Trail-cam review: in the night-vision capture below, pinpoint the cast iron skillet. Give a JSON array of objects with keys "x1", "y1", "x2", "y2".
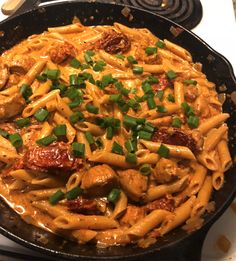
[{"x1": 0, "y1": 1, "x2": 236, "y2": 261}]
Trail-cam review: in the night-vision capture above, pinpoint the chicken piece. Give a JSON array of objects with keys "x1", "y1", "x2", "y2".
[
  {"x1": 120, "y1": 205, "x2": 145, "y2": 226},
  {"x1": 152, "y1": 127, "x2": 197, "y2": 152},
  {"x1": 184, "y1": 85, "x2": 199, "y2": 102},
  {"x1": 0, "y1": 63, "x2": 9, "y2": 89},
  {"x1": 48, "y1": 42, "x2": 77, "y2": 64},
  {"x1": 97, "y1": 30, "x2": 131, "y2": 54},
  {"x1": 118, "y1": 169, "x2": 148, "y2": 202},
  {"x1": 153, "y1": 158, "x2": 178, "y2": 184},
  {"x1": 23, "y1": 142, "x2": 82, "y2": 173},
  {"x1": 81, "y1": 164, "x2": 118, "y2": 197},
  {"x1": 9, "y1": 55, "x2": 35, "y2": 75},
  {"x1": 0, "y1": 93, "x2": 25, "y2": 120}
]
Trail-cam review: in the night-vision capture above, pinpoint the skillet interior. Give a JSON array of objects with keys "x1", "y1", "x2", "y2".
[{"x1": 0, "y1": 2, "x2": 236, "y2": 260}]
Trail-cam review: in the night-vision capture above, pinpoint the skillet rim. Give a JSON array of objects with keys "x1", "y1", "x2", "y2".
[{"x1": 0, "y1": 1, "x2": 235, "y2": 260}]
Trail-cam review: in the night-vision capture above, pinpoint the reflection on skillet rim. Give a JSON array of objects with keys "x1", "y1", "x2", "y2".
[{"x1": 0, "y1": 2, "x2": 235, "y2": 260}]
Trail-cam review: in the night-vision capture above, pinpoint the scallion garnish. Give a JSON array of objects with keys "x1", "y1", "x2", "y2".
[
  {"x1": 147, "y1": 96, "x2": 156, "y2": 109},
  {"x1": 70, "y1": 58, "x2": 81, "y2": 68},
  {"x1": 36, "y1": 74, "x2": 47, "y2": 82},
  {"x1": 72, "y1": 142, "x2": 85, "y2": 157},
  {"x1": 145, "y1": 46, "x2": 157, "y2": 55},
  {"x1": 127, "y1": 55, "x2": 138, "y2": 64},
  {"x1": 15, "y1": 118, "x2": 30, "y2": 128},
  {"x1": 183, "y1": 79, "x2": 197, "y2": 85},
  {"x1": 125, "y1": 152, "x2": 137, "y2": 164},
  {"x1": 187, "y1": 115, "x2": 199, "y2": 129},
  {"x1": 9, "y1": 133, "x2": 23, "y2": 149},
  {"x1": 172, "y1": 117, "x2": 182, "y2": 128},
  {"x1": 156, "y1": 40, "x2": 165, "y2": 48},
  {"x1": 70, "y1": 111, "x2": 84, "y2": 124},
  {"x1": 181, "y1": 102, "x2": 195, "y2": 117},
  {"x1": 69, "y1": 100, "x2": 82, "y2": 109},
  {"x1": 142, "y1": 82, "x2": 153, "y2": 94},
  {"x1": 166, "y1": 70, "x2": 177, "y2": 80},
  {"x1": 115, "y1": 54, "x2": 125, "y2": 60},
  {"x1": 157, "y1": 105, "x2": 167, "y2": 113},
  {"x1": 133, "y1": 66, "x2": 143, "y2": 75},
  {"x1": 167, "y1": 93, "x2": 175, "y2": 103},
  {"x1": 107, "y1": 188, "x2": 121, "y2": 203},
  {"x1": 156, "y1": 90, "x2": 164, "y2": 101},
  {"x1": 45, "y1": 69, "x2": 60, "y2": 80},
  {"x1": 34, "y1": 108, "x2": 49, "y2": 122},
  {"x1": 0, "y1": 129, "x2": 9, "y2": 138},
  {"x1": 69, "y1": 74, "x2": 78, "y2": 86},
  {"x1": 139, "y1": 164, "x2": 151, "y2": 176},
  {"x1": 142, "y1": 122, "x2": 155, "y2": 133},
  {"x1": 109, "y1": 94, "x2": 122, "y2": 103},
  {"x1": 36, "y1": 135, "x2": 57, "y2": 146},
  {"x1": 123, "y1": 115, "x2": 138, "y2": 128},
  {"x1": 111, "y1": 141, "x2": 124, "y2": 155},
  {"x1": 157, "y1": 144, "x2": 169, "y2": 158},
  {"x1": 20, "y1": 84, "x2": 32, "y2": 101},
  {"x1": 85, "y1": 103, "x2": 99, "y2": 114},
  {"x1": 106, "y1": 126, "x2": 114, "y2": 140},
  {"x1": 93, "y1": 60, "x2": 106, "y2": 72},
  {"x1": 85, "y1": 131, "x2": 95, "y2": 145},
  {"x1": 84, "y1": 50, "x2": 94, "y2": 65},
  {"x1": 53, "y1": 124, "x2": 67, "y2": 137},
  {"x1": 49, "y1": 190, "x2": 65, "y2": 205},
  {"x1": 65, "y1": 187, "x2": 83, "y2": 200},
  {"x1": 138, "y1": 130, "x2": 152, "y2": 140}
]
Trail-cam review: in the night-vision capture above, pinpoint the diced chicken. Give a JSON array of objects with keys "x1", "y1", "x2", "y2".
[
  {"x1": 23, "y1": 142, "x2": 82, "y2": 172},
  {"x1": 0, "y1": 93, "x2": 25, "y2": 120},
  {"x1": 120, "y1": 205, "x2": 145, "y2": 226},
  {"x1": 48, "y1": 42, "x2": 77, "y2": 64},
  {"x1": 81, "y1": 164, "x2": 118, "y2": 197},
  {"x1": 154, "y1": 158, "x2": 178, "y2": 184},
  {"x1": 145, "y1": 197, "x2": 175, "y2": 213},
  {"x1": 97, "y1": 30, "x2": 131, "y2": 54},
  {"x1": 0, "y1": 63, "x2": 9, "y2": 89},
  {"x1": 118, "y1": 169, "x2": 148, "y2": 202},
  {"x1": 9, "y1": 55, "x2": 35, "y2": 75}
]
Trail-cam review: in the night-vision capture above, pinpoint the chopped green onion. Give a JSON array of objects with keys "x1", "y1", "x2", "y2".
[
  {"x1": 138, "y1": 130, "x2": 152, "y2": 140},
  {"x1": 0, "y1": 128, "x2": 9, "y2": 138},
  {"x1": 146, "y1": 75, "x2": 159, "y2": 84},
  {"x1": 107, "y1": 188, "x2": 121, "y2": 203},
  {"x1": 49, "y1": 189, "x2": 65, "y2": 205},
  {"x1": 97, "y1": 73, "x2": 115, "y2": 89},
  {"x1": 15, "y1": 118, "x2": 30, "y2": 128},
  {"x1": 69, "y1": 100, "x2": 82, "y2": 109},
  {"x1": 69, "y1": 74, "x2": 78, "y2": 86},
  {"x1": 139, "y1": 164, "x2": 151, "y2": 176},
  {"x1": 80, "y1": 63, "x2": 90, "y2": 70},
  {"x1": 45, "y1": 69, "x2": 60, "y2": 80},
  {"x1": 20, "y1": 84, "x2": 32, "y2": 101},
  {"x1": 142, "y1": 82, "x2": 153, "y2": 94},
  {"x1": 127, "y1": 55, "x2": 137, "y2": 64},
  {"x1": 70, "y1": 58, "x2": 81, "y2": 68},
  {"x1": 106, "y1": 126, "x2": 114, "y2": 140},
  {"x1": 85, "y1": 131, "x2": 95, "y2": 145},
  {"x1": 72, "y1": 142, "x2": 85, "y2": 157},
  {"x1": 70, "y1": 111, "x2": 84, "y2": 124},
  {"x1": 84, "y1": 50, "x2": 94, "y2": 64},
  {"x1": 125, "y1": 139, "x2": 135, "y2": 153},
  {"x1": 96, "y1": 117, "x2": 120, "y2": 129},
  {"x1": 78, "y1": 72, "x2": 95, "y2": 84},
  {"x1": 157, "y1": 144, "x2": 170, "y2": 158},
  {"x1": 114, "y1": 82, "x2": 130, "y2": 96},
  {"x1": 145, "y1": 46, "x2": 157, "y2": 55},
  {"x1": 166, "y1": 70, "x2": 177, "y2": 80},
  {"x1": 167, "y1": 93, "x2": 175, "y2": 103},
  {"x1": 9, "y1": 133, "x2": 23, "y2": 149},
  {"x1": 183, "y1": 79, "x2": 197, "y2": 85},
  {"x1": 36, "y1": 135, "x2": 57, "y2": 146},
  {"x1": 181, "y1": 102, "x2": 195, "y2": 117},
  {"x1": 156, "y1": 40, "x2": 165, "y2": 48},
  {"x1": 115, "y1": 54, "x2": 125, "y2": 60},
  {"x1": 65, "y1": 187, "x2": 83, "y2": 200},
  {"x1": 123, "y1": 115, "x2": 138, "y2": 128},
  {"x1": 93, "y1": 60, "x2": 106, "y2": 72},
  {"x1": 53, "y1": 124, "x2": 67, "y2": 137},
  {"x1": 109, "y1": 94, "x2": 122, "y2": 103},
  {"x1": 187, "y1": 115, "x2": 199, "y2": 129},
  {"x1": 85, "y1": 50, "x2": 95, "y2": 56},
  {"x1": 111, "y1": 141, "x2": 124, "y2": 155},
  {"x1": 95, "y1": 137, "x2": 103, "y2": 149},
  {"x1": 85, "y1": 103, "x2": 99, "y2": 114},
  {"x1": 157, "y1": 105, "x2": 167, "y2": 113},
  {"x1": 156, "y1": 90, "x2": 164, "y2": 101},
  {"x1": 34, "y1": 108, "x2": 49, "y2": 122},
  {"x1": 172, "y1": 117, "x2": 182, "y2": 128},
  {"x1": 51, "y1": 82, "x2": 67, "y2": 95},
  {"x1": 36, "y1": 74, "x2": 47, "y2": 82},
  {"x1": 125, "y1": 152, "x2": 137, "y2": 164},
  {"x1": 133, "y1": 66, "x2": 143, "y2": 75},
  {"x1": 142, "y1": 122, "x2": 155, "y2": 133},
  {"x1": 65, "y1": 87, "x2": 81, "y2": 100},
  {"x1": 147, "y1": 96, "x2": 156, "y2": 109},
  {"x1": 127, "y1": 99, "x2": 141, "y2": 111}
]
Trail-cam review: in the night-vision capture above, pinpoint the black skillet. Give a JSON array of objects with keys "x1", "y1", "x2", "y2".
[{"x1": 0, "y1": 1, "x2": 236, "y2": 261}]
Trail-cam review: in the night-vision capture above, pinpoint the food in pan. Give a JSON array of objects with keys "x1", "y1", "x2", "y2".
[{"x1": 0, "y1": 20, "x2": 232, "y2": 248}]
